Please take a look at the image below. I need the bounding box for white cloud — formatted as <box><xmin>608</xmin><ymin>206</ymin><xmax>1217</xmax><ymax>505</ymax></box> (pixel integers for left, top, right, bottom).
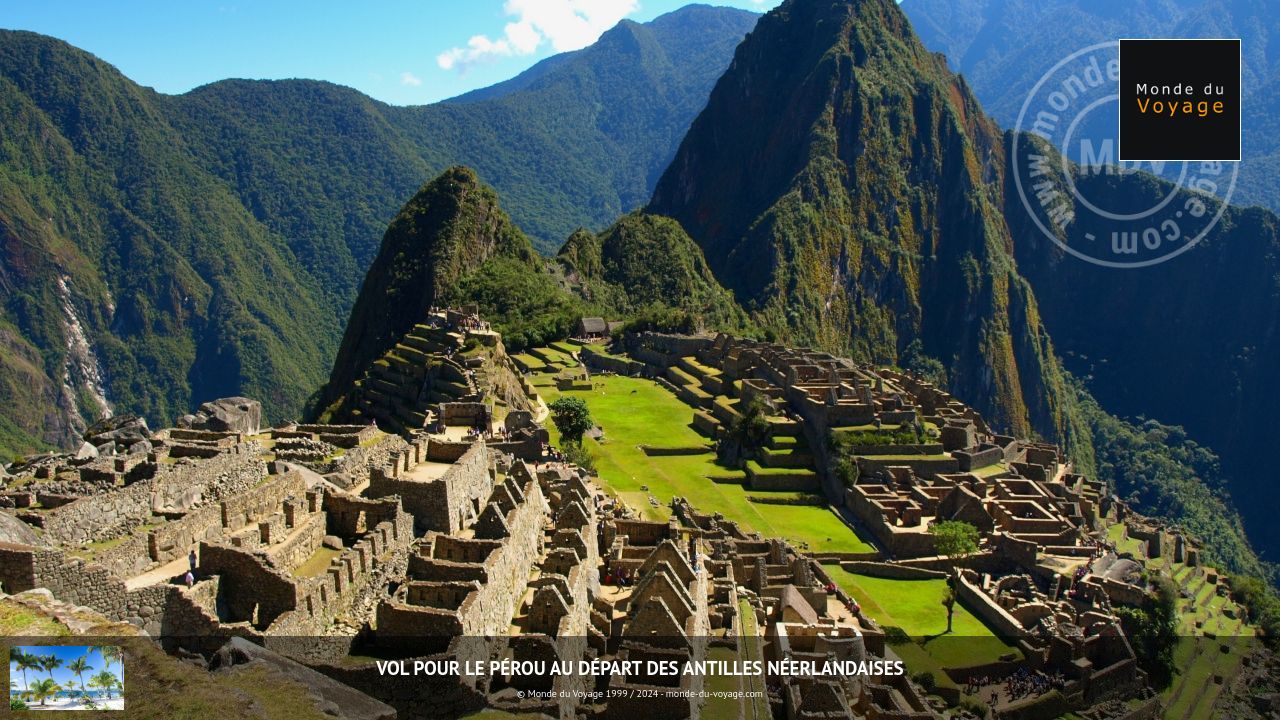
<box><xmin>400</xmin><ymin>71</ymin><xmax>422</xmax><ymax>86</ymax></box>
<box><xmin>437</xmin><ymin>0</ymin><xmax>638</xmax><ymax>72</ymax></box>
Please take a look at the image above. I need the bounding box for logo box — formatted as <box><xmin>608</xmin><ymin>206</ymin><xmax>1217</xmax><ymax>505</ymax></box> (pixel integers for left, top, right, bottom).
<box><xmin>1119</xmin><ymin>38</ymin><xmax>1241</xmax><ymax>162</ymax></box>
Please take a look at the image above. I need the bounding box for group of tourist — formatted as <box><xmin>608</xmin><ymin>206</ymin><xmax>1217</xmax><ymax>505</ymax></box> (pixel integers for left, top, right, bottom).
<box><xmin>971</xmin><ymin>667</ymin><xmax>1066</xmax><ymax>704</ymax></box>
<box><xmin>820</xmin><ymin>581</ymin><xmax>861</xmax><ymax>615</ymax></box>
<box><xmin>1065</xmin><ymin>536</ymin><xmax>1118</xmax><ymax>600</ymax></box>
<box><xmin>540</xmin><ymin>445</ymin><xmax>566</xmax><ymax>464</ymax></box>
<box><xmin>602</xmin><ymin>564</ymin><xmax>634</xmax><ymax>587</ymax></box>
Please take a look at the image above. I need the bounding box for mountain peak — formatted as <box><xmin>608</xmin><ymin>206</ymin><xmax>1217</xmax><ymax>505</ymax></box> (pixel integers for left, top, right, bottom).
<box><xmin>315</xmin><ymin>166</ymin><xmax>537</xmax><ymax>415</ymax></box>
<box><xmin>649</xmin><ymin>0</ymin><xmax>1083</xmax><ymax>451</ymax></box>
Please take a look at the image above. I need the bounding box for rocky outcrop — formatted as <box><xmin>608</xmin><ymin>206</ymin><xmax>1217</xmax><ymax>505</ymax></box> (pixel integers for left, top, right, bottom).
<box><xmin>0</xmin><ymin>512</ymin><xmax>47</xmax><ymax>547</ymax></box>
<box><xmin>81</xmin><ymin>414</ymin><xmax>152</xmax><ymax>455</ymax></box>
<box><xmin>211</xmin><ymin>637</ymin><xmax>396</xmax><ymax>720</ymax></box>
<box><xmin>178</xmin><ymin>397</ymin><xmax>262</xmax><ymax>435</ymax></box>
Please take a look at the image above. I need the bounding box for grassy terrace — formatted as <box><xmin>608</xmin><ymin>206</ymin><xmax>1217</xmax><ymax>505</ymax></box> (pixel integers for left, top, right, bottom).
<box><xmin>823</xmin><ymin>564</ymin><xmax>1019</xmax><ymax>696</ymax></box>
<box><xmin>538</xmin><ymin>374</ymin><xmax>873</xmax><ymax>554</ymax></box>
<box><xmin>703</xmin><ymin>646</ymin><xmax>744</xmax><ymax>720</ymax></box>
<box><xmin>292</xmin><ymin>546</ymin><xmax>342</xmax><ymax>578</ymax></box>
<box><xmin>1099</xmin><ymin>519</ymin><xmax>1254</xmax><ymax>719</ymax></box>
<box><xmin>969</xmin><ymin>462</ymin><xmax>1009</xmax><ymax>478</ymax></box>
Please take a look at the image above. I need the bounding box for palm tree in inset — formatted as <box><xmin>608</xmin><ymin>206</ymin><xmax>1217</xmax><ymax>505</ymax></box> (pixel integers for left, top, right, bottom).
<box><xmin>39</xmin><ymin>653</ymin><xmax>62</xmax><ymax>682</ymax></box>
<box><xmin>99</xmin><ymin>645</ymin><xmax>122</xmax><ymax>676</ymax></box>
<box><xmin>67</xmin><ymin>656</ymin><xmax>92</xmax><ymax>698</ymax></box>
<box><xmin>28</xmin><ymin>678</ymin><xmax>60</xmax><ymax>707</ymax></box>
<box><xmin>11</xmin><ymin>649</ymin><xmax>38</xmax><ymax>693</ymax></box>
<box><xmin>89</xmin><ymin>671</ymin><xmax>118</xmax><ymax>700</ymax></box>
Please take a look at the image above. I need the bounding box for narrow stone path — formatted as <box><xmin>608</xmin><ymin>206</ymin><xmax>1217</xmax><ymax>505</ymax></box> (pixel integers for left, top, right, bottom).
<box><xmin>125</xmin><ymin>553</ymin><xmax>189</xmax><ymax>590</ymax></box>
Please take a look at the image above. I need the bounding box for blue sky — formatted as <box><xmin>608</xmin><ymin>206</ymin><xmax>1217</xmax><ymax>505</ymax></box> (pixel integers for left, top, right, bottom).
<box><xmin>3</xmin><ymin>1</ymin><xmax>782</xmax><ymax>105</ymax></box>
<box><xmin>9</xmin><ymin>645</ymin><xmax>120</xmax><ymax>692</ymax></box>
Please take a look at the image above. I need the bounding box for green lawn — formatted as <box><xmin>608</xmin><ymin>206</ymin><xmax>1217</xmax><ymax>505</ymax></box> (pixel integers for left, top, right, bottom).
<box><xmin>969</xmin><ymin>462</ymin><xmax>1008</xmax><ymax>478</ymax></box>
<box><xmin>702</xmin><ymin>646</ymin><xmax>744</xmax><ymax>720</ymax></box>
<box><xmin>737</xmin><ymin>599</ymin><xmax>771</xmax><ymax>720</ymax></box>
<box><xmin>822</xmin><ymin>565</ymin><xmax>1019</xmax><ymax>669</ymax></box>
<box><xmin>540</xmin><ymin>375</ymin><xmax>873</xmax><ymax>554</ymax></box>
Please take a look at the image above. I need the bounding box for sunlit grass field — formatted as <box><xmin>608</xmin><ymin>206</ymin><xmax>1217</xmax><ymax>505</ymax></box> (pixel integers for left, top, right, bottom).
<box><xmin>538</xmin><ymin>373</ymin><xmax>873</xmax><ymax>554</ymax></box>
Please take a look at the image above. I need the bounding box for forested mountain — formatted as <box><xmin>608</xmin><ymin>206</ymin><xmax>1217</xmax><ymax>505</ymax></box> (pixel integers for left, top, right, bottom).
<box><xmin>1003</xmin><ymin>141</ymin><xmax>1280</xmax><ymax>558</ymax></box>
<box><xmin>3</xmin><ymin>0</ymin><xmax>1274</xmax><ymax>576</ymax></box>
<box><xmin>0</xmin><ymin>33</ymin><xmax>339</xmax><ymax>455</ymax></box>
<box><xmin>0</xmin><ymin>5</ymin><xmax>757</xmax><ymax>457</ymax></box>
<box><xmin>316</xmin><ymin>169</ymin><xmax>757</xmax><ymax>421</ymax></box>
<box><xmin>646</xmin><ymin>0</ymin><xmax>1272</xmax><ymax>575</ymax></box>
<box><xmin>893</xmin><ymin>0</ymin><xmax>1280</xmax><ymax>558</ymax></box>
<box><xmin>649</xmin><ymin>0</ymin><xmax>1090</xmax><ymax>461</ymax></box>
<box><xmin>556</xmin><ymin>212</ymin><xmax>753</xmax><ymax>334</ymax></box>
<box><xmin>315</xmin><ymin>167</ymin><xmax>542</xmax><ymax>416</ymax></box>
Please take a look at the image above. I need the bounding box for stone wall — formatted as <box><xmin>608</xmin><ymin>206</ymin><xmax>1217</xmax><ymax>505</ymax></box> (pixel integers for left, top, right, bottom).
<box><xmin>325</xmin><ymin>493</ymin><xmax>404</xmax><ymax>537</ymax></box>
<box><xmin>955</xmin><ymin>572</ymin><xmax>1024</xmax><ymax>639</ymax></box>
<box><xmin>153</xmin><ymin>442</ymin><xmax>267</xmax><ymax>508</ymax></box>
<box><xmin>843</xmin><ymin>487</ymin><xmax>937</xmax><ymax>558</ymax></box>
<box><xmin>581</xmin><ymin>348</ymin><xmax>644</xmax><ymax>376</ymax></box>
<box><xmin>220</xmin><ymin>471</ymin><xmax>306</xmax><ymax>531</ymax></box>
<box><xmin>955</xmin><ymin>445</ymin><xmax>1005</xmax><ymax>471</ymax></box>
<box><xmin>37</xmin><ymin>443</ymin><xmax>268</xmax><ymax>548</ymax></box>
<box><xmin>199</xmin><ymin>541</ymin><xmax>298</xmax><ymax>627</ymax></box>
<box><xmin>148</xmin><ymin>503</ymin><xmax>224</xmax><ymax>566</ymax></box>
<box><xmin>369</xmin><ymin>442</ymin><xmax>493</xmax><ymax>533</ymax></box>
<box><xmin>381</xmin><ymin>480</ymin><xmax>548</xmax><ymax>639</ymax></box>
<box><xmin>425</xmin><ymin>439</ymin><xmax>473</xmax><ymax>463</ymax></box>
<box><xmin>265</xmin><ymin>513</ymin><xmax>326</xmax><ymax>571</ymax></box>
<box><xmin>278</xmin><ymin>506</ymin><xmax>414</xmax><ymax>635</ymax></box>
<box><xmin>838</xmin><ymin>561</ymin><xmax>946</xmax><ymax>580</ymax></box>
<box><xmin>0</xmin><ymin>543</ymin><xmax>239</xmax><ymax>647</ymax></box>
<box><xmin>92</xmin><ymin>531</ymin><xmax>154</xmax><ymax>577</ymax></box>
<box><xmin>143</xmin><ymin>468</ymin><xmax>311</xmax><ymax>570</ymax></box>
<box><xmin>332</xmin><ymin>433</ymin><xmax>409</xmax><ymax>487</ymax></box>
<box><xmin>39</xmin><ymin>477</ymin><xmax>154</xmax><ymax>546</ymax></box>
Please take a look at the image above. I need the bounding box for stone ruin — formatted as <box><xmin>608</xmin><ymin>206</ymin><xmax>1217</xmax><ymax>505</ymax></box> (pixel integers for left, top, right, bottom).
<box><xmin>0</xmin><ymin>312</ymin><xmax>1217</xmax><ymax>719</ymax></box>
<box><xmin>588</xmin><ymin>330</ymin><xmax>1177</xmax><ymax>715</ymax></box>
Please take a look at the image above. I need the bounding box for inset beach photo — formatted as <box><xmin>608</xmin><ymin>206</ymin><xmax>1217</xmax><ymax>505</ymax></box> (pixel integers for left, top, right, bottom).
<box><xmin>9</xmin><ymin>646</ymin><xmax>122</xmax><ymax>711</ymax></box>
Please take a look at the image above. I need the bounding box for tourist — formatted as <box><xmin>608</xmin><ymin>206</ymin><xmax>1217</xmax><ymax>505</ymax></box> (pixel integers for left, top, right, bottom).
<box><xmin>188</xmin><ymin>549</ymin><xmax>197</xmax><ymax>573</ymax></box>
<box><xmin>184</xmin><ymin>570</ymin><xmax>195</xmax><ymax>588</ymax></box>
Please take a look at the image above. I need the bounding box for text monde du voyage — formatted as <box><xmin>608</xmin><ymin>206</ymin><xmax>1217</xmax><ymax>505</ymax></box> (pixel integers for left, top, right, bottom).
<box><xmin>376</xmin><ymin>658</ymin><xmax>906</xmax><ymax>678</ymax></box>
<box><xmin>1134</xmin><ymin>82</ymin><xmax>1229</xmax><ymax>118</ymax></box>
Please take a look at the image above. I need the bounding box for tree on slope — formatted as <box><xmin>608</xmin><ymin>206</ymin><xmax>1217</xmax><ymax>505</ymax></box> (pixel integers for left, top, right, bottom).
<box><xmin>931</xmin><ymin>520</ymin><xmax>980</xmax><ymax>633</ymax></box>
<box><xmin>549</xmin><ymin>397</ymin><xmax>594</xmax><ymax>446</ymax></box>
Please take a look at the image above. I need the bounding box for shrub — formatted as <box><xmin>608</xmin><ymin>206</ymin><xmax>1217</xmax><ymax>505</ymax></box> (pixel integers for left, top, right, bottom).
<box><xmin>562</xmin><ymin>441</ymin><xmax>596</xmax><ymax>473</ymax></box>
<box><xmin>912</xmin><ymin>670</ymin><xmax>936</xmax><ymax>692</ymax></box>
<box><xmin>882</xmin><ymin>625</ymin><xmax>910</xmax><ymax>645</ymax></box>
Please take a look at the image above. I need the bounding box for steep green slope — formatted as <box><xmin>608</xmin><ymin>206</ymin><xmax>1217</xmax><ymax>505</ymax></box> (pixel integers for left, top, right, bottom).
<box><xmin>1071</xmin><ymin>379</ymin><xmax>1268</xmax><ymax>580</ymax></box>
<box><xmin>893</xmin><ymin>0</ymin><xmax>1280</xmax><ymax>566</ymax></box>
<box><xmin>0</xmin><ymin>6</ymin><xmax>756</xmax><ymax>453</ymax></box>
<box><xmin>557</xmin><ymin>212</ymin><xmax>753</xmax><ymax>333</ymax></box>
<box><xmin>165</xmin><ymin>80</ymin><xmax>441</xmax><ymax>305</ymax></box>
<box><xmin>649</xmin><ymin>0</ymin><xmax>1089</xmax><ymax>460</ymax></box>
<box><xmin>1003</xmin><ymin>135</ymin><xmax>1280</xmax><ymax>559</ymax></box>
<box><xmin>0</xmin><ymin>32</ymin><xmax>336</xmax><ymax>447</ymax></box>
<box><xmin>161</xmin><ymin>4</ymin><xmax>758</xmax><ymax>270</ymax></box>
<box><xmin>319</xmin><ymin>178</ymin><xmax>756</xmax><ymax>415</ymax></box>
